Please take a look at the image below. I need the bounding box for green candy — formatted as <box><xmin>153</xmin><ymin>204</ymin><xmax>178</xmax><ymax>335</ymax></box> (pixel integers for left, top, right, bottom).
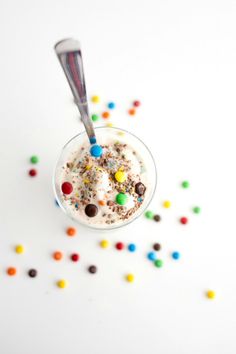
<box><xmin>116</xmin><ymin>193</ymin><xmax>128</xmax><ymax>205</ymax></box>
<box><xmin>91</xmin><ymin>114</ymin><xmax>99</xmax><ymax>122</ymax></box>
<box><xmin>30</xmin><ymin>155</ymin><xmax>39</xmax><ymax>164</ymax></box>
<box><xmin>145</xmin><ymin>210</ymin><xmax>154</xmax><ymax>219</ymax></box>
<box><xmin>154</xmin><ymin>259</ymin><xmax>163</xmax><ymax>268</ymax></box>
<box><xmin>182</xmin><ymin>181</ymin><xmax>189</xmax><ymax>188</ymax></box>
<box><xmin>193</xmin><ymin>206</ymin><xmax>201</xmax><ymax>214</ymax></box>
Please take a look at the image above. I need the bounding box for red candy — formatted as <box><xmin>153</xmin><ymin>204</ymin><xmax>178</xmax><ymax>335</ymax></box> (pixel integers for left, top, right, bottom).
<box><xmin>71</xmin><ymin>253</ymin><xmax>79</xmax><ymax>262</ymax></box>
<box><xmin>116</xmin><ymin>242</ymin><xmax>124</xmax><ymax>250</ymax></box>
<box><xmin>133</xmin><ymin>100</ymin><xmax>141</xmax><ymax>107</ymax></box>
<box><xmin>29</xmin><ymin>169</ymin><xmax>37</xmax><ymax>177</ymax></box>
<box><xmin>61</xmin><ymin>182</ymin><xmax>73</xmax><ymax>195</ymax></box>
<box><xmin>180</xmin><ymin>217</ymin><xmax>188</xmax><ymax>225</ymax></box>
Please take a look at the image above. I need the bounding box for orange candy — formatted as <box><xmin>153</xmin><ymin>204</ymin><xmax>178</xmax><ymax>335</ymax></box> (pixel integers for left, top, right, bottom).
<box><xmin>98</xmin><ymin>200</ymin><xmax>106</xmax><ymax>206</ymax></box>
<box><xmin>7</xmin><ymin>267</ymin><xmax>17</xmax><ymax>276</ymax></box>
<box><xmin>66</xmin><ymin>227</ymin><xmax>76</xmax><ymax>237</ymax></box>
<box><xmin>128</xmin><ymin>108</ymin><xmax>136</xmax><ymax>115</ymax></box>
<box><xmin>102</xmin><ymin>111</ymin><xmax>110</xmax><ymax>119</ymax></box>
<box><xmin>53</xmin><ymin>251</ymin><xmax>63</xmax><ymax>261</ymax></box>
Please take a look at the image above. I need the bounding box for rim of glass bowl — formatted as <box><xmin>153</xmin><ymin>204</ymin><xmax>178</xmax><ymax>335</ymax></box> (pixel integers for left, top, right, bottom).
<box><xmin>53</xmin><ymin>126</ymin><xmax>157</xmax><ymax>231</ymax></box>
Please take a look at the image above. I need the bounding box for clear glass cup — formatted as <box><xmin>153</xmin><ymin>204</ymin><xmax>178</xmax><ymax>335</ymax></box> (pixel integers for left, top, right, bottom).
<box><xmin>53</xmin><ymin>127</ymin><xmax>157</xmax><ymax>230</ymax></box>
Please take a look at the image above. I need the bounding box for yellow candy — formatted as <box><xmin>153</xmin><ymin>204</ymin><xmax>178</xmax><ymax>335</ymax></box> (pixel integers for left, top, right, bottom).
<box><xmin>57</xmin><ymin>279</ymin><xmax>68</xmax><ymax>289</ymax></box>
<box><xmin>106</xmin><ymin>122</ymin><xmax>113</xmax><ymax>127</ymax></box>
<box><xmin>117</xmin><ymin>132</ymin><xmax>125</xmax><ymax>136</ymax></box>
<box><xmin>126</xmin><ymin>274</ymin><xmax>134</xmax><ymax>282</ymax></box>
<box><xmin>206</xmin><ymin>290</ymin><xmax>215</xmax><ymax>299</ymax></box>
<box><xmin>83</xmin><ymin>179</ymin><xmax>90</xmax><ymax>184</ymax></box>
<box><xmin>100</xmin><ymin>240</ymin><xmax>109</xmax><ymax>248</ymax></box>
<box><xmin>115</xmin><ymin>171</ymin><xmax>127</xmax><ymax>183</ymax></box>
<box><xmin>85</xmin><ymin>165</ymin><xmax>92</xmax><ymax>170</ymax></box>
<box><xmin>15</xmin><ymin>245</ymin><xmax>24</xmax><ymax>254</ymax></box>
<box><xmin>163</xmin><ymin>200</ymin><xmax>171</xmax><ymax>208</ymax></box>
<box><xmin>91</xmin><ymin>95</ymin><xmax>100</xmax><ymax>103</ymax></box>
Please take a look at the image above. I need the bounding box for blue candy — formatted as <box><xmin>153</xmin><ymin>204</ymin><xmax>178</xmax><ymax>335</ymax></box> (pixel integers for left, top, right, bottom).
<box><xmin>128</xmin><ymin>243</ymin><xmax>136</xmax><ymax>252</ymax></box>
<box><xmin>147</xmin><ymin>252</ymin><xmax>156</xmax><ymax>261</ymax></box>
<box><xmin>108</xmin><ymin>102</ymin><xmax>115</xmax><ymax>109</ymax></box>
<box><xmin>172</xmin><ymin>251</ymin><xmax>180</xmax><ymax>260</ymax></box>
<box><xmin>90</xmin><ymin>144</ymin><xmax>103</xmax><ymax>158</ymax></box>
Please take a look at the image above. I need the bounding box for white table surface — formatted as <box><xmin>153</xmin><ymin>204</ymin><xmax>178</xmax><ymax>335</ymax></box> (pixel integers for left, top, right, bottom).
<box><xmin>0</xmin><ymin>1</ymin><xmax>236</xmax><ymax>353</ymax></box>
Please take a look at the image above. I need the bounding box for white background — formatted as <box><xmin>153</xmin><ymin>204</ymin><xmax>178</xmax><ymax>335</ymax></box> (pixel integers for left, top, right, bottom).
<box><xmin>0</xmin><ymin>1</ymin><xmax>236</xmax><ymax>353</ymax></box>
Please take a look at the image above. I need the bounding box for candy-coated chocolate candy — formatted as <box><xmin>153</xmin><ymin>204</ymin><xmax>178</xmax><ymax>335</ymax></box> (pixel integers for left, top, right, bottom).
<box><xmin>135</xmin><ymin>182</ymin><xmax>146</xmax><ymax>196</ymax></box>
<box><xmin>57</xmin><ymin>279</ymin><xmax>68</xmax><ymax>288</ymax></box>
<box><xmin>88</xmin><ymin>265</ymin><xmax>97</xmax><ymax>274</ymax></box>
<box><xmin>91</xmin><ymin>95</ymin><xmax>100</xmax><ymax>103</ymax></box>
<box><xmin>90</xmin><ymin>144</ymin><xmax>103</xmax><ymax>158</ymax></box>
<box><xmin>128</xmin><ymin>243</ymin><xmax>136</xmax><ymax>252</ymax></box>
<box><xmin>193</xmin><ymin>206</ymin><xmax>201</xmax><ymax>214</ymax></box>
<box><xmin>7</xmin><ymin>267</ymin><xmax>17</xmax><ymax>276</ymax></box>
<box><xmin>154</xmin><ymin>259</ymin><xmax>163</xmax><ymax>268</ymax></box>
<box><xmin>116</xmin><ymin>242</ymin><xmax>124</xmax><ymax>250</ymax></box>
<box><xmin>116</xmin><ymin>193</ymin><xmax>128</xmax><ymax>205</ymax></box>
<box><xmin>133</xmin><ymin>100</ymin><xmax>141</xmax><ymax>107</ymax></box>
<box><xmin>102</xmin><ymin>111</ymin><xmax>110</xmax><ymax>119</ymax></box>
<box><xmin>163</xmin><ymin>200</ymin><xmax>171</xmax><ymax>208</ymax></box>
<box><xmin>108</xmin><ymin>102</ymin><xmax>115</xmax><ymax>109</ymax></box>
<box><xmin>128</xmin><ymin>108</ymin><xmax>136</xmax><ymax>115</ymax></box>
<box><xmin>115</xmin><ymin>171</ymin><xmax>126</xmax><ymax>183</ymax></box>
<box><xmin>126</xmin><ymin>274</ymin><xmax>134</xmax><ymax>282</ymax></box>
<box><xmin>180</xmin><ymin>217</ymin><xmax>188</xmax><ymax>224</ymax></box>
<box><xmin>30</xmin><ymin>155</ymin><xmax>39</xmax><ymax>164</ymax></box>
<box><xmin>154</xmin><ymin>215</ymin><xmax>161</xmax><ymax>222</ymax></box>
<box><xmin>85</xmin><ymin>204</ymin><xmax>98</xmax><ymax>217</ymax></box>
<box><xmin>66</xmin><ymin>227</ymin><xmax>76</xmax><ymax>237</ymax></box>
<box><xmin>182</xmin><ymin>181</ymin><xmax>190</xmax><ymax>188</ymax></box>
<box><xmin>28</xmin><ymin>269</ymin><xmax>37</xmax><ymax>277</ymax></box>
<box><xmin>61</xmin><ymin>182</ymin><xmax>73</xmax><ymax>195</ymax></box>
<box><xmin>53</xmin><ymin>251</ymin><xmax>63</xmax><ymax>261</ymax></box>
<box><xmin>172</xmin><ymin>251</ymin><xmax>180</xmax><ymax>260</ymax></box>
<box><xmin>71</xmin><ymin>253</ymin><xmax>79</xmax><ymax>262</ymax></box>
<box><xmin>91</xmin><ymin>114</ymin><xmax>99</xmax><ymax>122</ymax></box>
<box><xmin>145</xmin><ymin>211</ymin><xmax>154</xmax><ymax>219</ymax></box>
<box><xmin>206</xmin><ymin>290</ymin><xmax>215</xmax><ymax>299</ymax></box>
<box><xmin>29</xmin><ymin>169</ymin><xmax>37</xmax><ymax>177</ymax></box>
<box><xmin>153</xmin><ymin>243</ymin><xmax>161</xmax><ymax>251</ymax></box>
<box><xmin>100</xmin><ymin>240</ymin><xmax>109</xmax><ymax>248</ymax></box>
<box><xmin>15</xmin><ymin>245</ymin><xmax>24</xmax><ymax>254</ymax></box>
<box><xmin>147</xmin><ymin>252</ymin><xmax>156</xmax><ymax>261</ymax></box>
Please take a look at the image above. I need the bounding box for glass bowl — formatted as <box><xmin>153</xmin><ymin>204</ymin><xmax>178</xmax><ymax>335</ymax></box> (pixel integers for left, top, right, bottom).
<box><xmin>53</xmin><ymin>127</ymin><xmax>157</xmax><ymax>230</ymax></box>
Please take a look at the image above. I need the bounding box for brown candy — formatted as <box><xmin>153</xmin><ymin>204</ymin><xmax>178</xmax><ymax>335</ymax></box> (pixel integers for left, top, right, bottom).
<box><xmin>154</xmin><ymin>214</ymin><xmax>161</xmax><ymax>222</ymax></box>
<box><xmin>88</xmin><ymin>265</ymin><xmax>97</xmax><ymax>274</ymax></box>
<box><xmin>153</xmin><ymin>243</ymin><xmax>161</xmax><ymax>251</ymax></box>
<box><xmin>135</xmin><ymin>182</ymin><xmax>146</xmax><ymax>196</ymax></box>
<box><xmin>85</xmin><ymin>204</ymin><xmax>98</xmax><ymax>217</ymax></box>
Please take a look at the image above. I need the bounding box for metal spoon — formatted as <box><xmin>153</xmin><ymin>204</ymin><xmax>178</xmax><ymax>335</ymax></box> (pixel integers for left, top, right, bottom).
<box><xmin>54</xmin><ymin>38</ymin><xmax>97</xmax><ymax>145</ymax></box>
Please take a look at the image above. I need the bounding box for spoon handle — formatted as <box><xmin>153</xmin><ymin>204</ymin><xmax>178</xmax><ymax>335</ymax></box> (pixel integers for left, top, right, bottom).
<box><xmin>55</xmin><ymin>39</ymin><xmax>96</xmax><ymax>144</ymax></box>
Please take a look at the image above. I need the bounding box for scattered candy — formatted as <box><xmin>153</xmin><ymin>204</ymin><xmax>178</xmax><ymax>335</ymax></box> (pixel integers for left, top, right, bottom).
<box><xmin>29</xmin><ymin>169</ymin><xmax>37</xmax><ymax>177</ymax></box>
<box><xmin>57</xmin><ymin>279</ymin><xmax>68</xmax><ymax>289</ymax></box>
<box><xmin>182</xmin><ymin>180</ymin><xmax>189</xmax><ymax>188</ymax></box>
<box><xmin>15</xmin><ymin>245</ymin><xmax>24</xmax><ymax>254</ymax></box>
<box><xmin>7</xmin><ymin>267</ymin><xmax>17</xmax><ymax>276</ymax></box>
<box><xmin>102</xmin><ymin>111</ymin><xmax>110</xmax><ymax>119</ymax></box>
<box><xmin>147</xmin><ymin>252</ymin><xmax>156</xmax><ymax>261</ymax></box>
<box><xmin>145</xmin><ymin>211</ymin><xmax>154</xmax><ymax>219</ymax></box>
<box><xmin>115</xmin><ymin>170</ymin><xmax>127</xmax><ymax>183</ymax></box>
<box><xmin>126</xmin><ymin>274</ymin><xmax>134</xmax><ymax>282</ymax></box>
<box><xmin>206</xmin><ymin>290</ymin><xmax>215</xmax><ymax>299</ymax></box>
<box><xmin>163</xmin><ymin>200</ymin><xmax>171</xmax><ymax>208</ymax></box>
<box><xmin>172</xmin><ymin>251</ymin><xmax>180</xmax><ymax>260</ymax></box>
<box><xmin>133</xmin><ymin>100</ymin><xmax>141</xmax><ymax>107</ymax></box>
<box><xmin>53</xmin><ymin>251</ymin><xmax>63</xmax><ymax>261</ymax></box>
<box><xmin>193</xmin><ymin>206</ymin><xmax>201</xmax><ymax>214</ymax></box>
<box><xmin>88</xmin><ymin>265</ymin><xmax>97</xmax><ymax>274</ymax></box>
<box><xmin>128</xmin><ymin>243</ymin><xmax>136</xmax><ymax>252</ymax></box>
<box><xmin>90</xmin><ymin>144</ymin><xmax>103</xmax><ymax>158</ymax></box>
<box><xmin>71</xmin><ymin>253</ymin><xmax>80</xmax><ymax>262</ymax></box>
<box><xmin>66</xmin><ymin>227</ymin><xmax>76</xmax><ymax>237</ymax></box>
<box><xmin>91</xmin><ymin>114</ymin><xmax>99</xmax><ymax>122</ymax></box>
<box><xmin>61</xmin><ymin>182</ymin><xmax>73</xmax><ymax>195</ymax></box>
<box><xmin>180</xmin><ymin>217</ymin><xmax>188</xmax><ymax>225</ymax></box>
<box><xmin>108</xmin><ymin>102</ymin><xmax>115</xmax><ymax>109</ymax></box>
<box><xmin>116</xmin><ymin>193</ymin><xmax>128</xmax><ymax>205</ymax></box>
<box><xmin>128</xmin><ymin>108</ymin><xmax>136</xmax><ymax>115</ymax></box>
<box><xmin>89</xmin><ymin>137</ymin><xmax>97</xmax><ymax>144</ymax></box>
<box><xmin>28</xmin><ymin>269</ymin><xmax>37</xmax><ymax>278</ymax></box>
<box><xmin>135</xmin><ymin>182</ymin><xmax>146</xmax><ymax>196</ymax></box>
<box><xmin>116</xmin><ymin>242</ymin><xmax>124</xmax><ymax>251</ymax></box>
<box><xmin>153</xmin><ymin>214</ymin><xmax>161</xmax><ymax>222</ymax></box>
<box><xmin>30</xmin><ymin>155</ymin><xmax>39</xmax><ymax>164</ymax></box>
<box><xmin>91</xmin><ymin>95</ymin><xmax>100</xmax><ymax>103</ymax></box>
<box><xmin>100</xmin><ymin>240</ymin><xmax>109</xmax><ymax>248</ymax></box>
<box><xmin>85</xmin><ymin>204</ymin><xmax>98</xmax><ymax>217</ymax></box>
<box><xmin>106</xmin><ymin>122</ymin><xmax>113</xmax><ymax>127</ymax></box>
<box><xmin>153</xmin><ymin>243</ymin><xmax>161</xmax><ymax>251</ymax></box>
<box><xmin>154</xmin><ymin>259</ymin><xmax>163</xmax><ymax>268</ymax></box>
<box><xmin>98</xmin><ymin>200</ymin><xmax>106</xmax><ymax>206</ymax></box>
